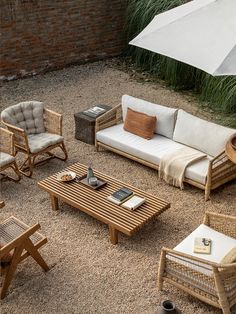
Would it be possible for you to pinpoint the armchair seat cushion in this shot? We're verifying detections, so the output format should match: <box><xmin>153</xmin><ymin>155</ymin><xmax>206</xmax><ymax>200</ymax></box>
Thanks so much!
<box><xmin>168</xmin><ymin>224</ymin><xmax>236</xmax><ymax>276</ymax></box>
<box><xmin>96</xmin><ymin>124</ymin><xmax>211</xmax><ymax>185</ymax></box>
<box><xmin>0</xmin><ymin>152</ymin><xmax>15</xmax><ymax>168</ymax></box>
<box><xmin>174</xmin><ymin>224</ymin><xmax>236</xmax><ymax>264</ymax></box>
<box><xmin>28</xmin><ymin>133</ymin><xmax>63</xmax><ymax>154</ymax></box>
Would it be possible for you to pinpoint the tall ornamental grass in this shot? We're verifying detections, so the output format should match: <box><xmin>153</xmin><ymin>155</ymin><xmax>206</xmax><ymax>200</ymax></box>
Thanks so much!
<box><xmin>125</xmin><ymin>0</ymin><xmax>236</xmax><ymax>114</ymax></box>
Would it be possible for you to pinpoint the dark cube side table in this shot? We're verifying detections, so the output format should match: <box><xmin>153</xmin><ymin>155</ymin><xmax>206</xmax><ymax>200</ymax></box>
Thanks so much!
<box><xmin>74</xmin><ymin>104</ymin><xmax>112</xmax><ymax>145</ymax></box>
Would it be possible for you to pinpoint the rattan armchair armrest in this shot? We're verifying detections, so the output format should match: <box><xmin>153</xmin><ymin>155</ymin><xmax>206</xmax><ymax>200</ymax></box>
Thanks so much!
<box><xmin>0</xmin><ymin>128</ymin><xmax>14</xmax><ymax>155</ymax></box>
<box><xmin>44</xmin><ymin>108</ymin><xmax>62</xmax><ymax>135</ymax></box>
<box><xmin>161</xmin><ymin>247</ymin><xmax>220</xmax><ymax>268</ymax></box>
<box><xmin>1</xmin><ymin>121</ymin><xmax>29</xmax><ymax>153</ymax></box>
<box><xmin>95</xmin><ymin>104</ymin><xmax>122</xmax><ymax>132</ymax></box>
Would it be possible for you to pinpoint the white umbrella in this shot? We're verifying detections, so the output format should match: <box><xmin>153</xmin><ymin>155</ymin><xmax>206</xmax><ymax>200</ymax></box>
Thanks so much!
<box><xmin>129</xmin><ymin>0</ymin><xmax>236</xmax><ymax>76</ymax></box>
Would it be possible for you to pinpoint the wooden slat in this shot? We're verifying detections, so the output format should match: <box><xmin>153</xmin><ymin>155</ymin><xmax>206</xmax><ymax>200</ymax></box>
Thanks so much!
<box><xmin>38</xmin><ymin>162</ymin><xmax>170</xmax><ymax>239</ymax></box>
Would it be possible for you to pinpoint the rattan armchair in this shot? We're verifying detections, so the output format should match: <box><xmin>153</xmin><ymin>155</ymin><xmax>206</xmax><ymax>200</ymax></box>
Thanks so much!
<box><xmin>0</xmin><ymin>216</ymin><xmax>49</xmax><ymax>299</ymax></box>
<box><xmin>1</xmin><ymin>102</ymin><xmax>68</xmax><ymax>177</ymax></box>
<box><xmin>0</xmin><ymin>127</ymin><xmax>20</xmax><ymax>181</ymax></box>
<box><xmin>157</xmin><ymin>212</ymin><xmax>236</xmax><ymax>314</ymax></box>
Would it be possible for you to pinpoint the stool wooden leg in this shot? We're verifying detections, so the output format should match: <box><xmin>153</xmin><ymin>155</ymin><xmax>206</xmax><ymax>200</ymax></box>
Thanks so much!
<box><xmin>109</xmin><ymin>226</ymin><xmax>118</xmax><ymax>245</ymax></box>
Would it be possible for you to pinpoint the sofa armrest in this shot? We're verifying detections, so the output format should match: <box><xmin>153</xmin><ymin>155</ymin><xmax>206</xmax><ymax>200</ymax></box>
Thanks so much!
<box><xmin>44</xmin><ymin>108</ymin><xmax>62</xmax><ymax>135</ymax></box>
<box><xmin>206</xmin><ymin>150</ymin><xmax>236</xmax><ymax>193</ymax></box>
<box><xmin>203</xmin><ymin>212</ymin><xmax>236</xmax><ymax>238</ymax></box>
<box><xmin>95</xmin><ymin>104</ymin><xmax>122</xmax><ymax>133</ymax></box>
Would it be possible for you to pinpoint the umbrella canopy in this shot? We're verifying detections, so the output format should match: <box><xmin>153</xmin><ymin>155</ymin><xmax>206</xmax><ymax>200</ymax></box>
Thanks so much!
<box><xmin>129</xmin><ymin>0</ymin><xmax>236</xmax><ymax>76</ymax></box>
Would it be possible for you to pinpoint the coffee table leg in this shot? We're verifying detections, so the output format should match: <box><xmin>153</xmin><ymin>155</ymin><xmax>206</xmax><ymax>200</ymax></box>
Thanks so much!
<box><xmin>109</xmin><ymin>226</ymin><xmax>118</xmax><ymax>245</ymax></box>
<box><xmin>50</xmin><ymin>195</ymin><xmax>59</xmax><ymax>210</ymax></box>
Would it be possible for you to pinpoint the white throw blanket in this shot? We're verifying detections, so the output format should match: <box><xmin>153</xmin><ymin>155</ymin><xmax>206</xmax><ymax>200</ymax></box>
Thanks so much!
<box><xmin>159</xmin><ymin>147</ymin><xmax>206</xmax><ymax>189</ymax></box>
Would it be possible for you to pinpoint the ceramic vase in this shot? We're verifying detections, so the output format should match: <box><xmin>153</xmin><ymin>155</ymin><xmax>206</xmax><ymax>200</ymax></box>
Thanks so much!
<box><xmin>155</xmin><ymin>300</ymin><xmax>182</xmax><ymax>314</ymax></box>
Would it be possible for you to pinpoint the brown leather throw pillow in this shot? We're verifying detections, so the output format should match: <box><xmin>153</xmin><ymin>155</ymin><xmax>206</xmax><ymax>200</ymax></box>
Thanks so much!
<box><xmin>124</xmin><ymin>108</ymin><xmax>156</xmax><ymax>140</ymax></box>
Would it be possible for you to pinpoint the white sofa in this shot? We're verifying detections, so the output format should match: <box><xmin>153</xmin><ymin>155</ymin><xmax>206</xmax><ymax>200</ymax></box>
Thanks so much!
<box><xmin>95</xmin><ymin>95</ymin><xmax>236</xmax><ymax>200</ymax></box>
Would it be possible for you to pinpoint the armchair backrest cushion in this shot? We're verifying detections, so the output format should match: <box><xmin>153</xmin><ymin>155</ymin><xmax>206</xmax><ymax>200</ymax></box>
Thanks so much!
<box><xmin>173</xmin><ymin>109</ymin><xmax>236</xmax><ymax>157</ymax></box>
<box><xmin>122</xmin><ymin>95</ymin><xmax>178</xmax><ymax>139</ymax></box>
<box><xmin>1</xmin><ymin>101</ymin><xmax>45</xmax><ymax>135</ymax></box>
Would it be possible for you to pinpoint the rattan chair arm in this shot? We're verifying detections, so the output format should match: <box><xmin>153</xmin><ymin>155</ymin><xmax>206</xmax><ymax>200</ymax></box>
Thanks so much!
<box><xmin>95</xmin><ymin>104</ymin><xmax>122</xmax><ymax>132</ymax></box>
<box><xmin>0</xmin><ymin>128</ymin><xmax>14</xmax><ymax>155</ymax></box>
<box><xmin>0</xmin><ymin>222</ymin><xmax>40</xmax><ymax>256</ymax></box>
<box><xmin>44</xmin><ymin>108</ymin><xmax>62</xmax><ymax>135</ymax></box>
<box><xmin>161</xmin><ymin>247</ymin><xmax>220</xmax><ymax>268</ymax></box>
<box><xmin>1</xmin><ymin>121</ymin><xmax>29</xmax><ymax>153</ymax></box>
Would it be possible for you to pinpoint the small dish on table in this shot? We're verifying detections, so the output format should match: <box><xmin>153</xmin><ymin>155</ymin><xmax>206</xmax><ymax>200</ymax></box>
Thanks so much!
<box><xmin>57</xmin><ymin>171</ymin><xmax>77</xmax><ymax>182</ymax></box>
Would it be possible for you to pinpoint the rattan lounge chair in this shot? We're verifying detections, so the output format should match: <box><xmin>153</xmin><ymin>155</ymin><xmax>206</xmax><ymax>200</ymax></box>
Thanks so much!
<box><xmin>157</xmin><ymin>212</ymin><xmax>236</xmax><ymax>314</ymax></box>
<box><xmin>0</xmin><ymin>216</ymin><xmax>49</xmax><ymax>299</ymax></box>
<box><xmin>0</xmin><ymin>128</ymin><xmax>21</xmax><ymax>181</ymax></box>
<box><xmin>1</xmin><ymin>101</ymin><xmax>68</xmax><ymax>177</ymax></box>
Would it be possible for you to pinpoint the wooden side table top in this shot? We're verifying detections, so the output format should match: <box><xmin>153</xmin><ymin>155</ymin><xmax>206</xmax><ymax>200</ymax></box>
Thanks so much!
<box><xmin>38</xmin><ymin>163</ymin><xmax>170</xmax><ymax>244</ymax></box>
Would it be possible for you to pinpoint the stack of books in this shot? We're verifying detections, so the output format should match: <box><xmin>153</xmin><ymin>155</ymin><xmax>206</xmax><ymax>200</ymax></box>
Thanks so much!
<box><xmin>83</xmin><ymin>106</ymin><xmax>106</xmax><ymax>118</ymax></box>
<box><xmin>107</xmin><ymin>187</ymin><xmax>145</xmax><ymax>210</ymax></box>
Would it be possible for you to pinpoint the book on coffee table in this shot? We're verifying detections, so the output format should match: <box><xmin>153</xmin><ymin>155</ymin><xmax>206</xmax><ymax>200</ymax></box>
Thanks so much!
<box><xmin>107</xmin><ymin>187</ymin><xmax>133</xmax><ymax>205</ymax></box>
<box><xmin>121</xmin><ymin>195</ymin><xmax>146</xmax><ymax>211</ymax></box>
<box><xmin>193</xmin><ymin>237</ymin><xmax>212</xmax><ymax>254</ymax></box>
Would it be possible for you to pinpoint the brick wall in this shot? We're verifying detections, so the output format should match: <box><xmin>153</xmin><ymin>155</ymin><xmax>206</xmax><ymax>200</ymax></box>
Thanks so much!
<box><xmin>0</xmin><ymin>0</ymin><xmax>127</xmax><ymax>80</ymax></box>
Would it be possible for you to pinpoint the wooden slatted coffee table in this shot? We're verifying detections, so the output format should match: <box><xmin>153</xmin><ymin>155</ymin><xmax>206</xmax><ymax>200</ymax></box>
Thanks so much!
<box><xmin>38</xmin><ymin>163</ymin><xmax>170</xmax><ymax>244</ymax></box>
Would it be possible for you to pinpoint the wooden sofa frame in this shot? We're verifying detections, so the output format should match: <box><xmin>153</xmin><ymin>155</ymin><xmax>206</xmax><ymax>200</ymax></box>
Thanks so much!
<box><xmin>95</xmin><ymin>104</ymin><xmax>236</xmax><ymax>200</ymax></box>
<box><xmin>157</xmin><ymin>212</ymin><xmax>236</xmax><ymax>314</ymax></box>
<box><xmin>0</xmin><ymin>128</ymin><xmax>21</xmax><ymax>182</ymax></box>
<box><xmin>2</xmin><ymin>108</ymin><xmax>68</xmax><ymax>177</ymax></box>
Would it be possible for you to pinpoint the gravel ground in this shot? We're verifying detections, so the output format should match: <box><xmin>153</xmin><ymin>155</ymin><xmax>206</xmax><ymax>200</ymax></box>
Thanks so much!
<box><xmin>0</xmin><ymin>59</ymin><xmax>235</xmax><ymax>314</ymax></box>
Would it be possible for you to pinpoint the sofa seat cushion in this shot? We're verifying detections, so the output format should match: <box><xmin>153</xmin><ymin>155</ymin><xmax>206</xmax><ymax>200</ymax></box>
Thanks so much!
<box><xmin>169</xmin><ymin>224</ymin><xmax>236</xmax><ymax>276</ymax></box>
<box><xmin>28</xmin><ymin>133</ymin><xmax>63</xmax><ymax>154</ymax></box>
<box><xmin>1</xmin><ymin>101</ymin><xmax>45</xmax><ymax>135</ymax></box>
<box><xmin>173</xmin><ymin>109</ymin><xmax>236</xmax><ymax>157</ymax></box>
<box><xmin>96</xmin><ymin>124</ymin><xmax>211</xmax><ymax>185</ymax></box>
<box><xmin>122</xmin><ymin>95</ymin><xmax>178</xmax><ymax>139</ymax></box>
<box><xmin>0</xmin><ymin>152</ymin><xmax>15</xmax><ymax>168</ymax></box>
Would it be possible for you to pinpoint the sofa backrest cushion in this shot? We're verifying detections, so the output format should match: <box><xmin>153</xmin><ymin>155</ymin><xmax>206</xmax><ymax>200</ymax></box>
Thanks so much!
<box><xmin>122</xmin><ymin>95</ymin><xmax>178</xmax><ymax>139</ymax></box>
<box><xmin>1</xmin><ymin>101</ymin><xmax>45</xmax><ymax>135</ymax></box>
<box><xmin>173</xmin><ymin>109</ymin><xmax>236</xmax><ymax>157</ymax></box>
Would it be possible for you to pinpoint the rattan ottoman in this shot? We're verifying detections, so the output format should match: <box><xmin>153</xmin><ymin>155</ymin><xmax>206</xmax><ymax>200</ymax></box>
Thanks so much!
<box><xmin>74</xmin><ymin>105</ymin><xmax>111</xmax><ymax>145</ymax></box>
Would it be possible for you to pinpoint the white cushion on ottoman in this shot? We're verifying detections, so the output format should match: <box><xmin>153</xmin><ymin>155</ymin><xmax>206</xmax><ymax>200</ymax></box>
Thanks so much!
<box><xmin>173</xmin><ymin>109</ymin><xmax>236</xmax><ymax>156</ymax></box>
<box><xmin>122</xmin><ymin>95</ymin><xmax>178</xmax><ymax>139</ymax></box>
